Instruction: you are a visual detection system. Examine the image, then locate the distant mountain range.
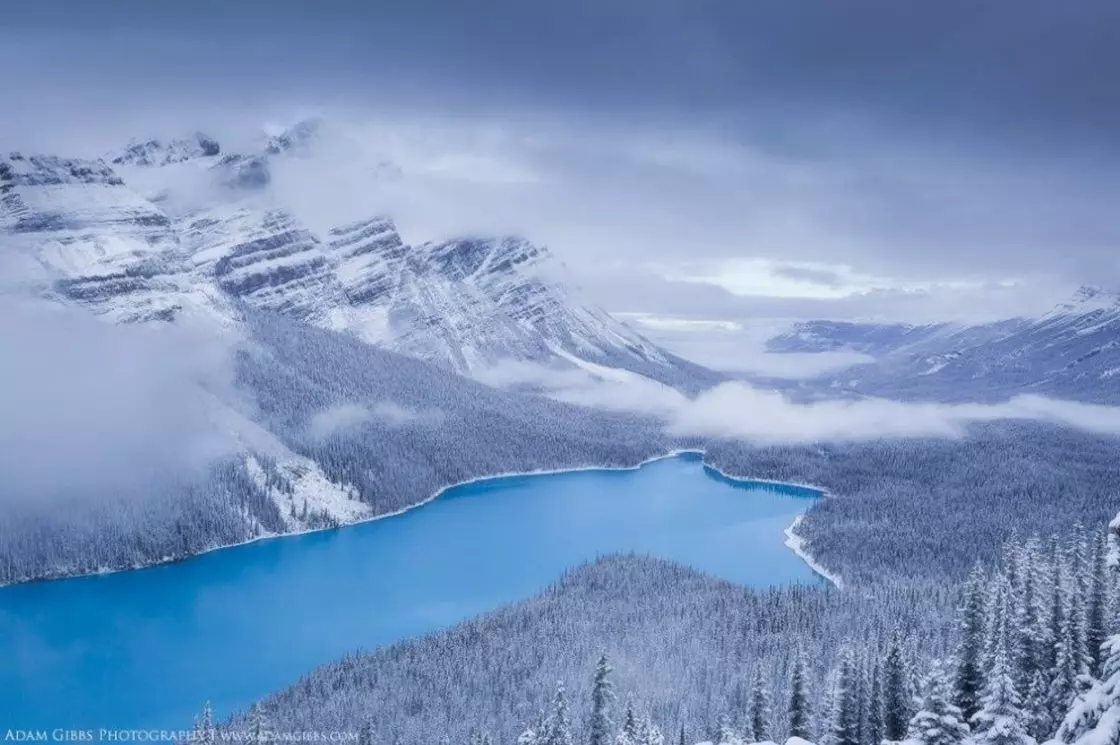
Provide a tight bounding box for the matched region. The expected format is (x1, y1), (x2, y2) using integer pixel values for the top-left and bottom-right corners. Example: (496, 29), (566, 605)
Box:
(767, 285), (1120, 402)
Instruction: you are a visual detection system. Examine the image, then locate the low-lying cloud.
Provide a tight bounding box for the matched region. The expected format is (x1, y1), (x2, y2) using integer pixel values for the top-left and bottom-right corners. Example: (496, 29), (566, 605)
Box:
(0, 298), (240, 508)
(671, 384), (1120, 444)
(307, 400), (443, 440)
(482, 361), (1120, 444)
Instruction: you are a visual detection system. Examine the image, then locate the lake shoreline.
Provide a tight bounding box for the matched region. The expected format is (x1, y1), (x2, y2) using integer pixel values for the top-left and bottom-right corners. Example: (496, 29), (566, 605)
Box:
(0, 448), (837, 589)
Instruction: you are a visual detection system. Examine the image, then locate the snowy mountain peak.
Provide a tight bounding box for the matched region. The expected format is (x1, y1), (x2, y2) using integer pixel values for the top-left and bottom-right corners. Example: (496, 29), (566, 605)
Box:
(1, 153), (164, 232)
(1064, 285), (1120, 312)
(3, 152), (125, 189)
(110, 132), (221, 167)
(265, 118), (326, 156)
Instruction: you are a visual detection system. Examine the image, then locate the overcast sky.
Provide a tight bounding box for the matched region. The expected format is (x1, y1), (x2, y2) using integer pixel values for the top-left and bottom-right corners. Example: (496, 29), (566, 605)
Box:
(4, 0), (1119, 324)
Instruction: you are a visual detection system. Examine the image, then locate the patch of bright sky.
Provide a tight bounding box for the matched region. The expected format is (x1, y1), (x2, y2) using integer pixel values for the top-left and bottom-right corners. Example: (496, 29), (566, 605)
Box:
(616, 313), (871, 378)
(670, 258), (1015, 300)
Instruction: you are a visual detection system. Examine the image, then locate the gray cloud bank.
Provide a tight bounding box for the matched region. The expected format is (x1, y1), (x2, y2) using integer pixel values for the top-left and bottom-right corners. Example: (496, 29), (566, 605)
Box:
(0, 298), (239, 508)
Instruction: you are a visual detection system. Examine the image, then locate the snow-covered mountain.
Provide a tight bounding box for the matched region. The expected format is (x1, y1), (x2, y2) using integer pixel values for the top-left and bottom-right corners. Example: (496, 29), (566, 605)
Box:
(0, 152), (225, 323)
(111, 132), (222, 167)
(768, 286), (1120, 402)
(0, 121), (700, 584)
(2, 122), (709, 387)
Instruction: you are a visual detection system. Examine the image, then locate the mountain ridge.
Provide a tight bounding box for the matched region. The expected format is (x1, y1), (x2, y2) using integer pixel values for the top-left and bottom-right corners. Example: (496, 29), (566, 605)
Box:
(766, 286), (1120, 402)
(3, 129), (707, 386)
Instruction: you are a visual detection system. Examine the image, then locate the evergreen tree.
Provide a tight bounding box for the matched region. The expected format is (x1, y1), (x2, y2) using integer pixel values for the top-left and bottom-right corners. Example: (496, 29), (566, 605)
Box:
(748, 672), (772, 742)
(590, 655), (615, 745)
(619, 703), (665, 745)
(856, 652), (870, 745)
(1085, 535), (1109, 679)
(542, 683), (574, 745)
(247, 703), (270, 745)
(957, 568), (989, 723)
(635, 715), (665, 745)
(831, 647), (862, 745)
(714, 714), (740, 745)
(1046, 543), (1066, 677)
(1020, 671), (1052, 742)
(885, 634), (913, 741)
(868, 660), (885, 745)
(1012, 545), (1043, 696)
(620, 702), (638, 744)
(1049, 588), (1088, 725)
(1068, 552), (1091, 678)
(904, 664), (970, 745)
(789, 651), (813, 741)
(967, 607), (1034, 745)
(193, 701), (215, 745)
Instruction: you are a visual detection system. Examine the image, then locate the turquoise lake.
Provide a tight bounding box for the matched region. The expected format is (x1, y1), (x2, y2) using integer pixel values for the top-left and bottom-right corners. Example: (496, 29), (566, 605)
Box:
(0, 453), (822, 730)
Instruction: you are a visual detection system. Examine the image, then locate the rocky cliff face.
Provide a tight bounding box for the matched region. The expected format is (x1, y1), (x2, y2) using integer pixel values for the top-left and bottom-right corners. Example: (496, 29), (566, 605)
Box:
(0, 153), (216, 323)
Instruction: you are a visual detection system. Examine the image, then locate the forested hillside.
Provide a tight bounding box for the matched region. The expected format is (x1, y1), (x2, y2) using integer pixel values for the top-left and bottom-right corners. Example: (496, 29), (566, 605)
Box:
(217, 517), (1120, 745)
(0, 311), (671, 585)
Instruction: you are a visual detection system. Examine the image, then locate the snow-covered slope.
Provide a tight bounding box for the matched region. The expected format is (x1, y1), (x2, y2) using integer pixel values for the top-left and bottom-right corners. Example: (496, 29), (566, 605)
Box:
(324, 223), (679, 376)
(0, 152), (225, 323)
(110, 132), (221, 167)
(771, 287), (1120, 402)
(181, 205), (342, 322)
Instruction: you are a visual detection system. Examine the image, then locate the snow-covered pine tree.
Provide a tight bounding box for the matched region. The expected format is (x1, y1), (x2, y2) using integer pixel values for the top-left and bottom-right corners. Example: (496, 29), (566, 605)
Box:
(714, 713), (741, 745)
(1014, 544), (1044, 697)
(869, 660), (886, 745)
(590, 655), (615, 745)
(1085, 535), (1109, 679)
(633, 713), (665, 745)
(831, 647), (862, 745)
(1049, 587), (1089, 726)
(1046, 544), (1066, 680)
(885, 634), (913, 741)
(958, 566), (994, 721)
(541, 683), (574, 745)
(967, 585), (1035, 745)
(790, 650), (813, 741)
(903, 663), (970, 745)
(358, 721), (374, 745)
(1022, 671), (1053, 742)
(193, 701), (215, 745)
(246, 703), (269, 745)
(620, 702), (638, 745)
(749, 670), (773, 742)
(856, 652), (870, 745)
